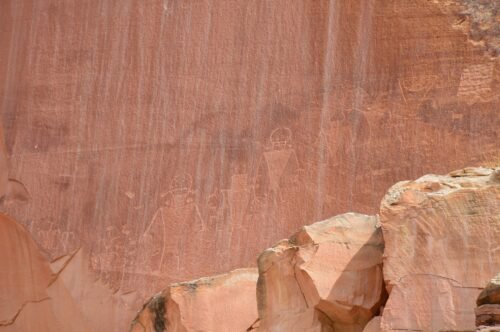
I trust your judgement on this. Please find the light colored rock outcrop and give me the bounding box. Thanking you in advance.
[130,268,258,332]
[379,167,500,331]
[476,274,500,330]
[256,213,385,331]
[0,212,137,332]
[49,249,139,332]
[0,213,87,331]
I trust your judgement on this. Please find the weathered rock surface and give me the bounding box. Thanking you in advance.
[48,249,139,332]
[0,212,137,332]
[256,213,385,331]
[477,305,500,330]
[478,274,500,306]
[1,0,499,329]
[362,316,381,332]
[0,1,498,307]
[432,0,500,57]
[130,268,258,332]
[379,167,500,331]
[476,274,500,329]
[130,167,499,331]
[0,213,87,331]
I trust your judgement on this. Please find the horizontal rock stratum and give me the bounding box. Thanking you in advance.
[130,167,499,331]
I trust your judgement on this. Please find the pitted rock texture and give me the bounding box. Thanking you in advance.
[130,268,258,332]
[379,167,500,332]
[476,274,500,329]
[256,213,385,332]
[433,0,500,56]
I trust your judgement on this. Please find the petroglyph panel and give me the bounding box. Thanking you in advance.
[0,0,498,307]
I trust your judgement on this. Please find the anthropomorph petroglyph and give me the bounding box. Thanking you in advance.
[254,127,300,204]
[138,174,204,275]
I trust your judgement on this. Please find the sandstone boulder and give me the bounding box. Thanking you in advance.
[379,167,500,331]
[478,274,500,306]
[476,274,500,329]
[130,268,258,332]
[256,213,385,331]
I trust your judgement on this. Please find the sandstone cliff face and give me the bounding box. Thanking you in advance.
[1,0,499,329]
[0,1,498,312]
[379,167,500,331]
[130,269,258,332]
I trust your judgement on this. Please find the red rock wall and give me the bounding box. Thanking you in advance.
[0,0,498,326]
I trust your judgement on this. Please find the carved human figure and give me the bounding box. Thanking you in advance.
[254,127,300,204]
[139,174,203,275]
